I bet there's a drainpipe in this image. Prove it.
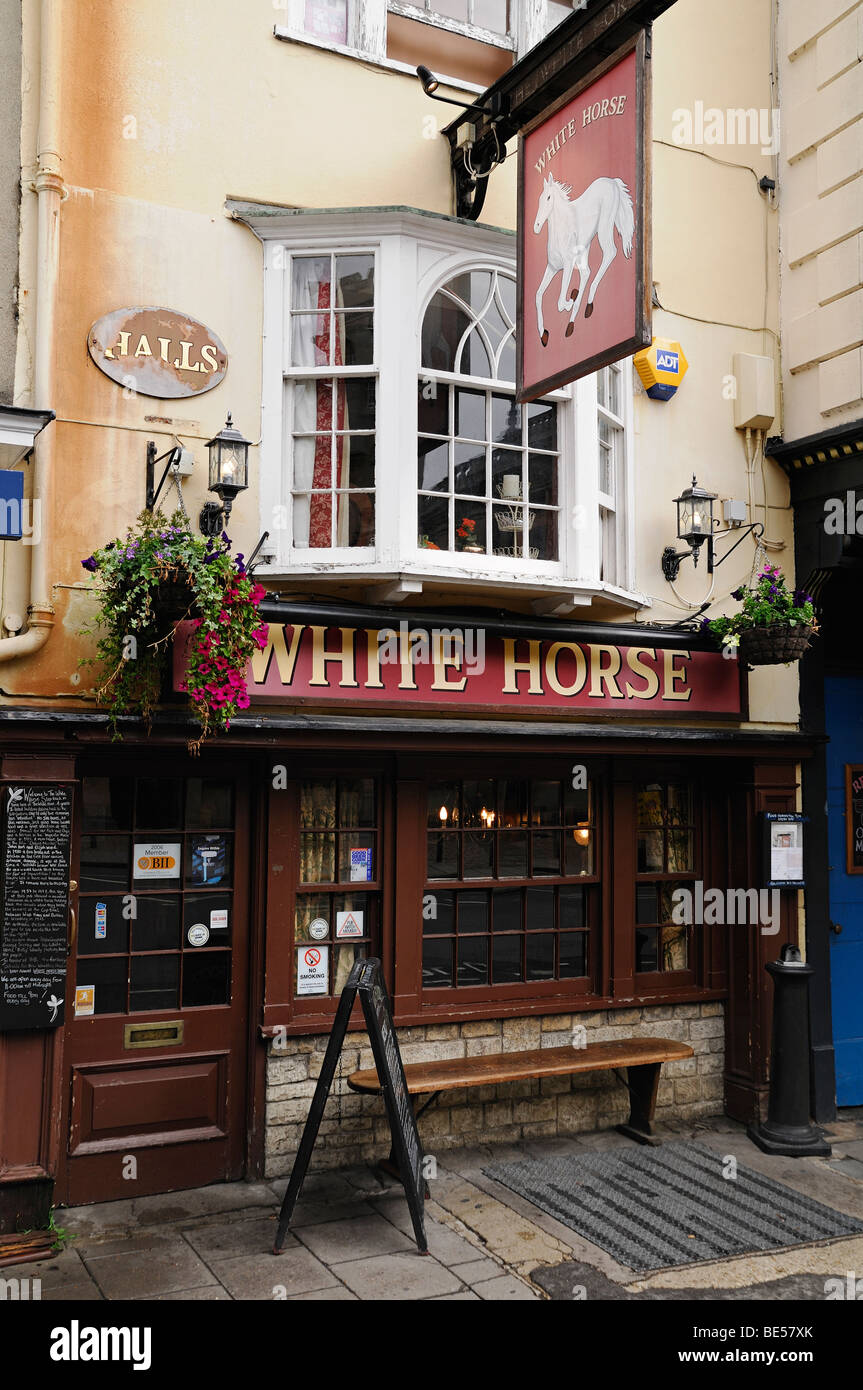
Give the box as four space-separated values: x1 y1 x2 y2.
0 0 62 661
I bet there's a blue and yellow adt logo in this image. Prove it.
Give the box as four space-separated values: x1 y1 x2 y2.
634 338 688 401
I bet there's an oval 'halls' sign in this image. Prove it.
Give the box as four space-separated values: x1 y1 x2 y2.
87 307 228 398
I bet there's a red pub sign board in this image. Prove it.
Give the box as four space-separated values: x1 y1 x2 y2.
175 623 742 717
517 36 652 401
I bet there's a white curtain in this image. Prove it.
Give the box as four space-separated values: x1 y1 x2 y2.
291 258 350 548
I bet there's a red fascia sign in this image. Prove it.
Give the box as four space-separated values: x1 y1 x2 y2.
517 35 651 401
174 622 743 718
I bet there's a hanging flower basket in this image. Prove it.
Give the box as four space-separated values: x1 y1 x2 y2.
738 624 814 667
701 564 818 667
79 510 268 751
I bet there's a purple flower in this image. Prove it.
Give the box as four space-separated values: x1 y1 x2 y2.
81 555 98 572
731 587 744 601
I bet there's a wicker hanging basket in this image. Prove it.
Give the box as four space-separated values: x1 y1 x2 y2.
738 624 814 667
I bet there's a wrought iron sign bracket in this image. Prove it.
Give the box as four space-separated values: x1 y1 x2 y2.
438 0 676 221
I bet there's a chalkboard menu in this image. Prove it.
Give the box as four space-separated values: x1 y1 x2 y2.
273 957 427 1255
0 783 73 1030
846 765 863 875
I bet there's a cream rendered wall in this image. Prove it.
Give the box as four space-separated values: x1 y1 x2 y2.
779 0 863 437
6 0 797 728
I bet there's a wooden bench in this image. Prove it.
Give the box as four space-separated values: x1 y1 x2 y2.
348 1037 694 1147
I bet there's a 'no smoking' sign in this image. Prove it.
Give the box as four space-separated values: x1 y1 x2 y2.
297 943 328 996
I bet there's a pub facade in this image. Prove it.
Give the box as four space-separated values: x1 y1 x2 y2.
0 0 821 1224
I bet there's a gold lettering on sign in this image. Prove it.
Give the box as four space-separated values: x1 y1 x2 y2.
398 628 418 690
431 633 467 692
200 343 219 372
544 642 587 697
134 335 153 358
104 330 131 360
250 623 304 685
589 645 624 699
624 648 660 700
309 627 358 688
662 649 692 701
173 341 201 372
502 639 543 695
364 629 385 689
157 336 172 362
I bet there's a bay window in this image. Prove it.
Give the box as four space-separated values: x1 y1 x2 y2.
252 208 636 605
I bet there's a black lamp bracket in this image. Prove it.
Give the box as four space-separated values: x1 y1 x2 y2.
662 521 764 584
145 440 182 512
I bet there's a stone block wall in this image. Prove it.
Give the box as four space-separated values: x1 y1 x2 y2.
265 1002 725 1176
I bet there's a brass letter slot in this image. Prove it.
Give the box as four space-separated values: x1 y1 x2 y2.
124 1020 184 1049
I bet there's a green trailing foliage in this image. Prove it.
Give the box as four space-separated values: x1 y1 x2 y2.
79 510 268 751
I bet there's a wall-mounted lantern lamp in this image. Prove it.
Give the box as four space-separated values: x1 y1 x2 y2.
199 412 250 536
661 474 765 582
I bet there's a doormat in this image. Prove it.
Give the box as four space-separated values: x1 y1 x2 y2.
483 1140 863 1272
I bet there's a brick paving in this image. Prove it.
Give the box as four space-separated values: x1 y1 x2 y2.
3 1111 861 1302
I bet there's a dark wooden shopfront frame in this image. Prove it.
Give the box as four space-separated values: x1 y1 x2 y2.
0 714 814 1210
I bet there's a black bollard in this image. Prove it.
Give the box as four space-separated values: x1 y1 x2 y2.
748 944 831 1157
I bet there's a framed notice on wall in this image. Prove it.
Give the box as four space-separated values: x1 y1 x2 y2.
0 783 73 1030
845 765 863 874
762 812 805 890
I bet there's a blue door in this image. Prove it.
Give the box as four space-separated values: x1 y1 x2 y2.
826 676 863 1105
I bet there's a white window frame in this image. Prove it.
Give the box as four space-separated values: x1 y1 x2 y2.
415 263 567 575
282 246 380 563
252 208 640 607
274 0 556 76
388 1 516 51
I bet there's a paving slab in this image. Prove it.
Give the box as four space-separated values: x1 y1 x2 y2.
145 1286 233 1301
825 1156 863 1182
297 1213 415 1263
368 1193 486 1266
40 1281 103 1301
452 1256 505 1284
0 1247 89 1290
287 1286 359 1300
288 1197 379 1228
61 1182 276 1239
473 1274 542 1300
220 1246 338 1300
833 1138 863 1161
433 1290 481 1300
82 1238 219 1300
183 1214 292 1260
332 1251 463 1300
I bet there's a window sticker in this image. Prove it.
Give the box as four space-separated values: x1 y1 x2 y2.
297 945 329 995
336 910 364 939
190 834 228 885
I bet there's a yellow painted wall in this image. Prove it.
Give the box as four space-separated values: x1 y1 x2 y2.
5 0 797 729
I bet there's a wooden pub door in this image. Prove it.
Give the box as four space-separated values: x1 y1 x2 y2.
56 767 251 1206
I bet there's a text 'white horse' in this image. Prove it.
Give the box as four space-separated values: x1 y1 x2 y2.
533 174 634 345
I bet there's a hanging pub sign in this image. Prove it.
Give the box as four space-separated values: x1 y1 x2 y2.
517 33 651 401
87 307 228 398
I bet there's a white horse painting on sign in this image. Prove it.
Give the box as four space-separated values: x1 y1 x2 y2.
532 174 634 346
